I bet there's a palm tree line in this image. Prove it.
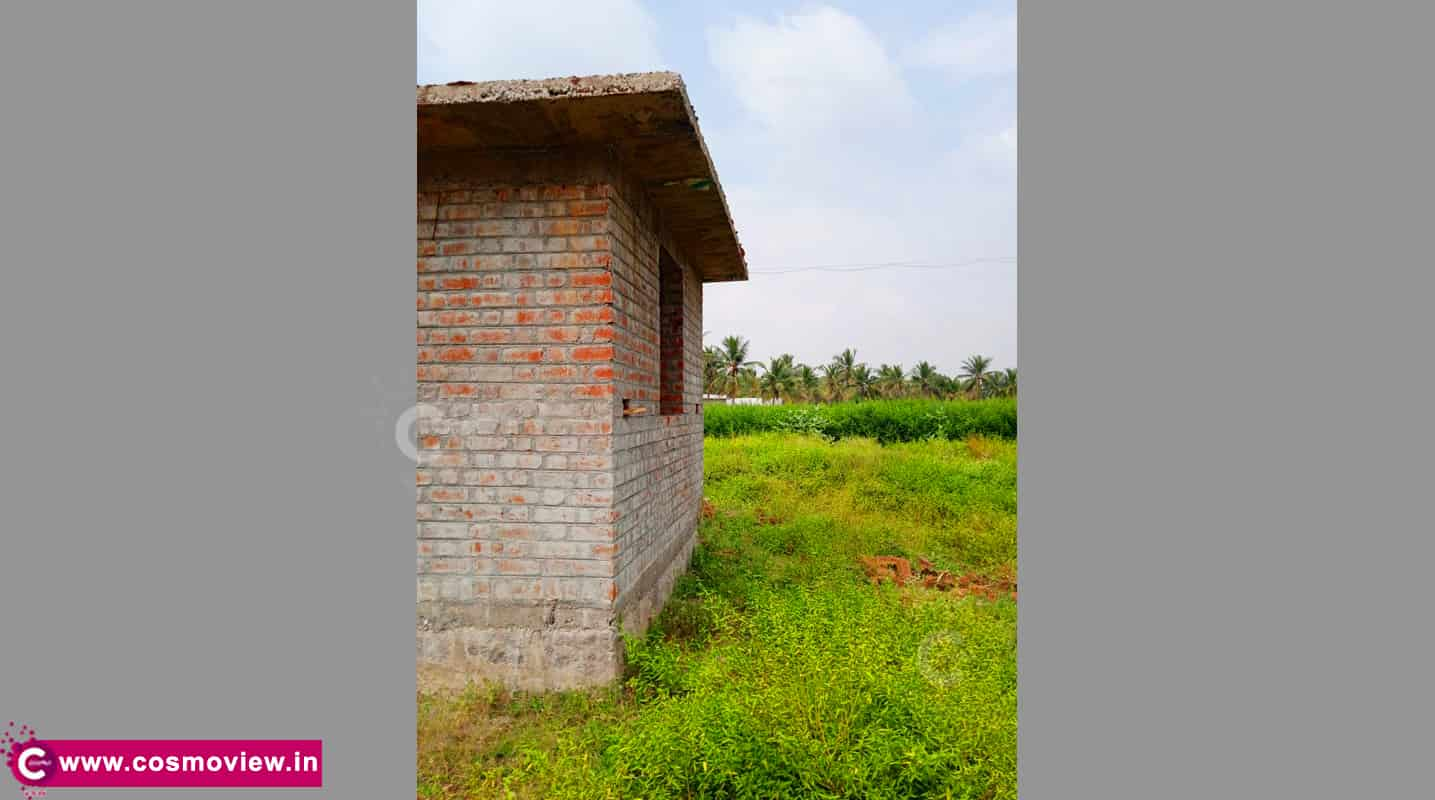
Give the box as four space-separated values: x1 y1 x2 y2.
703 335 1016 404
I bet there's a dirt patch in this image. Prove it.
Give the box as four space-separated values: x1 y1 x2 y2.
754 507 785 526
950 570 1017 601
860 555 1016 601
859 555 913 586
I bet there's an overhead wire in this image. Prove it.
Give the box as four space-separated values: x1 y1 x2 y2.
747 257 1016 275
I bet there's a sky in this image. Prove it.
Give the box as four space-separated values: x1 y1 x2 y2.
418 0 1016 375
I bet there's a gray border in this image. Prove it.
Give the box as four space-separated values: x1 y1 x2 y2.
1022 1 1433 796
0 2 414 797
4 1 1433 797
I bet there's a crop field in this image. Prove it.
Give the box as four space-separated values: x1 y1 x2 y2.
418 430 1017 799
702 398 1016 443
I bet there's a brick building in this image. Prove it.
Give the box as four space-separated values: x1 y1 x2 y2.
416 73 747 690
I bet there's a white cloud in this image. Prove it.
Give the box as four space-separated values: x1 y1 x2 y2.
416 0 664 84
908 8 1017 81
699 6 1017 372
707 6 914 141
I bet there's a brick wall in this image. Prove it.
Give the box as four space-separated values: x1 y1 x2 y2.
416 149 703 689
606 173 705 635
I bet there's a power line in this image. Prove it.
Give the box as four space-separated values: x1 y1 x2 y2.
748 257 1016 275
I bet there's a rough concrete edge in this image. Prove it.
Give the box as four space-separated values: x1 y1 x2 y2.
417 71 685 105
417 71 748 283
660 78 748 285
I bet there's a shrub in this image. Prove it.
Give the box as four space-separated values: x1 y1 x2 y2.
704 398 1016 443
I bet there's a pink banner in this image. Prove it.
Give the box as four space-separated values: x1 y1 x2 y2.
7 739 322 789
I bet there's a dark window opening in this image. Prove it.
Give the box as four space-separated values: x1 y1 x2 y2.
658 249 685 416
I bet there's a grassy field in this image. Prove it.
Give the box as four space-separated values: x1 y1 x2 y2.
418 433 1017 800
703 398 1016 443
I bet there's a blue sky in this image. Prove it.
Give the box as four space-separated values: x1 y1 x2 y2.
418 1 1016 374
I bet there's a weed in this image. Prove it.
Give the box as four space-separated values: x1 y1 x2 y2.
964 433 1003 460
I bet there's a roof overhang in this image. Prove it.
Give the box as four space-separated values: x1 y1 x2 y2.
417 72 747 283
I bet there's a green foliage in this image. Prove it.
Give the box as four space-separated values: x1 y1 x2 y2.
419 435 1018 800
705 398 1017 443
593 590 1016 800
772 406 836 439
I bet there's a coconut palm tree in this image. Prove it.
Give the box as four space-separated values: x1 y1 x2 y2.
829 348 859 385
715 335 761 401
738 366 761 397
908 361 944 398
819 348 859 402
819 363 845 402
850 364 877 400
760 354 798 402
797 364 821 403
877 364 906 398
702 346 725 395
987 367 1017 398
959 355 994 399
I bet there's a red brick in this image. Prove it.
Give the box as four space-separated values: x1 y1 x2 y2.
543 327 581 343
501 348 544 363
570 307 613 324
568 200 609 216
572 346 613 362
442 276 481 290
439 347 476 362
571 272 612 288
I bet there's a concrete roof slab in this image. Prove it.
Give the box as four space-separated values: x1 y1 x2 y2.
418 72 747 282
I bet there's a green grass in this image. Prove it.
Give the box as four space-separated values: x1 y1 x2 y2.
703 398 1017 443
419 433 1017 800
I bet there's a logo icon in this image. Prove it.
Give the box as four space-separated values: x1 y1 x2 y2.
3 723 50 799
397 402 443 463
14 745 54 783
